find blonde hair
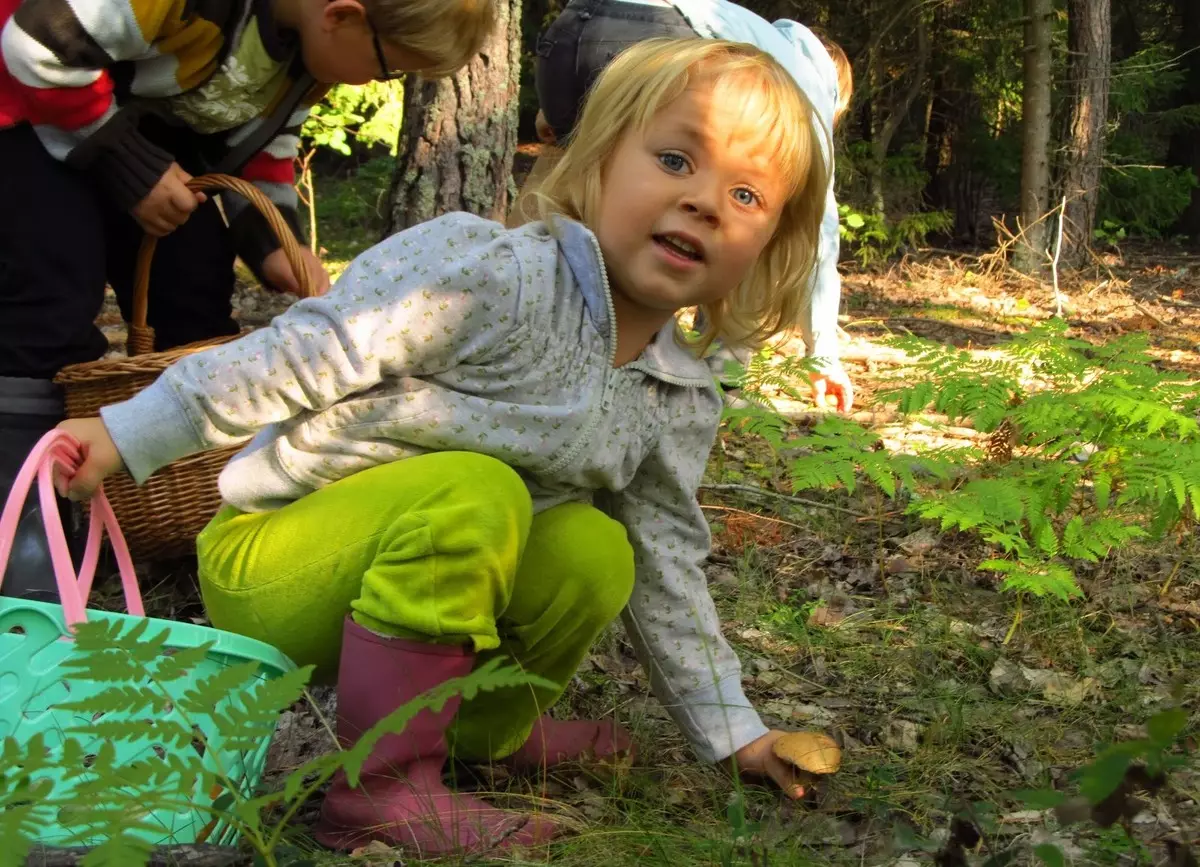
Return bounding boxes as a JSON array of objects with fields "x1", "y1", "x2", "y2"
[
  {"x1": 818, "y1": 35, "x2": 853, "y2": 127},
  {"x1": 369, "y1": 0, "x2": 496, "y2": 78},
  {"x1": 530, "y1": 38, "x2": 830, "y2": 350}
]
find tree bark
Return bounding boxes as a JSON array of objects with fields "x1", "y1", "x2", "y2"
[
  {"x1": 867, "y1": 0, "x2": 928, "y2": 215},
  {"x1": 1060, "y1": 0, "x2": 1111, "y2": 268},
  {"x1": 1014, "y1": 0, "x2": 1054, "y2": 273},
  {"x1": 387, "y1": 0, "x2": 522, "y2": 233},
  {"x1": 1166, "y1": 0, "x2": 1200, "y2": 241}
]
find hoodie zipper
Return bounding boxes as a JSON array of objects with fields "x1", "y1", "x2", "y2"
[{"x1": 545, "y1": 232, "x2": 618, "y2": 477}]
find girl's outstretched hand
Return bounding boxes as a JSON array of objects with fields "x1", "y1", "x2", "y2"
[
  {"x1": 731, "y1": 730, "x2": 809, "y2": 799},
  {"x1": 810, "y1": 367, "x2": 855, "y2": 413},
  {"x1": 54, "y1": 418, "x2": 126, "y2": 502}
]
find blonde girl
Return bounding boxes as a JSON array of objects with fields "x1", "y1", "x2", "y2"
[{"x1": 59, "y1": 37, "x2": 828, "y2": 857}]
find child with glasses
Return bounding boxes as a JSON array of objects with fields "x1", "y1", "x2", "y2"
[{"x1": 0, "y1": 0, "x2": 497, "y2": 597}]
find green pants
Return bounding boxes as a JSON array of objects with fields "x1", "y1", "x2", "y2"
[{"x1": 196, "y1": 451, "x2": 635, "y2": 760}]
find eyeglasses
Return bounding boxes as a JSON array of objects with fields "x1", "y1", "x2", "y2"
[{"x1": 366, "y1": 15, "x2": 404, "y2": 80}]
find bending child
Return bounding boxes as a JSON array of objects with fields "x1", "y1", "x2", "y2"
[
  {"x1": 59, "y1": 37, "x2": 830, "y2": 857},
  {"x1": 525, "y1": 0, "x2": 855, "y2": 412}
]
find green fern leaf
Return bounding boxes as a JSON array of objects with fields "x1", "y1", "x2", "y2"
[
  {"x1": 1093, "y1": 470, "x2": 1112, "y2": 510},
  {"x1": 152, "y1": 644, "x2": 217, "y2": 682},
  {"x1": 64, "y1": 718, "x2": 194, "y2": 750},
  {"x1": 177, "y1": 661, "x2": 263, "y2": 716},
  {"x1": 56, "y1": 685, "x2": 172, "y2": 718},
  {"x1": 342, "y1": 659, "x2": 552, "y2": 785},
  {"x1": 73, "y1": 818, "x2": 156, "y2": 867},
  {"x1": 980, "y1": 559, "x2": 1082, "y2": 601},
  {"x1": 216, "y1": 665, "x2": 314, "y2": 752},
  {"x1": 1030, "y1": 519, "x2": 1059, "y2": 557}
]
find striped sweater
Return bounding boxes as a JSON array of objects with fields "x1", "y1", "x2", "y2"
[{"x1": 0, "y1": 0, "x2": 324, "y2": 267}]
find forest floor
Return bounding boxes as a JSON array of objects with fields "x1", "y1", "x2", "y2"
[{"x1": 87, "y1": 154, "x2": 1200, "y2": 866}]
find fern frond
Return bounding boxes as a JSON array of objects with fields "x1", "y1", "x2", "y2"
[
  {"x1": 1061, "y1": 516, "x2": 1147, "y2": 561},
  {"x1": 722, "y1": 402, "x2": 790, "y2": 450},
  {"x1": 0, "y1": 736, "x2": 56, "y2": 866},
  {"x1": 342, "y1": 658, "x2": 554, "y2": 786},
  {"x1": 177, "y1": 660, "x2": 263, "y2": 716},
  {"x1": 216, "y1": 665, "x2": 313, "y2": 753},
  {"x1": 979, "y1": 559, "x2": 1082, "y2": 601},
  {"x1": 790, "y1": 453, "x2": 859, "y2": 494}
]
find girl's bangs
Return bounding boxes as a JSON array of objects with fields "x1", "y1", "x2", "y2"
[{"x1": 707, "y1": 68, "x2": 816, "y2": 196}]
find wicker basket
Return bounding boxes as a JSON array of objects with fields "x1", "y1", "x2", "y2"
[{"x1": 54, "y1": 175, "x2": 314, "y2": 561}]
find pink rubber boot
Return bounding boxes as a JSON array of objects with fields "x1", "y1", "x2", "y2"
[
  {"x1": 314, "y1": 619, "x2": 557, "y2": 855},
  {"x1": 500, "y1": 715, "x2": 635, "y2": 772}
]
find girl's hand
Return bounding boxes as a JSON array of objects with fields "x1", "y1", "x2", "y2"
[
  {"x1": 53, "y1": 418, "x2": 126, "y2": 502},
  {"x1": 261, "y1": 246, "x2": 331, "y2": 297},
  {"x1": 730, "y1": 730, "x2": 809, "y2": 799},
  {"x1": 810, "y1": 367, "x2": 854, "y2": 413}
]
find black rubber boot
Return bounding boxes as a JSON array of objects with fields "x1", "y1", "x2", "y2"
[{"x1": 0, "y1": 377, "x2": 82, "y2": 601}]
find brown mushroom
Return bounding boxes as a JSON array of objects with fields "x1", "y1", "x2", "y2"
[{"x1": 772, "y1": 731, "x2": 842, "y2": 785}]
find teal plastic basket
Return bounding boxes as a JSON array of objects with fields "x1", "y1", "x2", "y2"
[{"x1": 0, "y1": 430, "x2": 297, "y2": 847}]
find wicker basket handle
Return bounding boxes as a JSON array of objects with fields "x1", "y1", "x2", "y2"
[{"x1": 128, "y1": 173, "x2": 314, "y2": 356}]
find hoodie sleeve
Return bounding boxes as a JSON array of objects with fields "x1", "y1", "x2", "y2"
[
  {"x1": 800, "y1": 185, "x2": 843, "y2": 370},
  {"x1": 101, "y1": 213, "x2": 526, "y2": 483},
  {"x1": 610, "y1": 383, "x2": 768, "y2": 762}
]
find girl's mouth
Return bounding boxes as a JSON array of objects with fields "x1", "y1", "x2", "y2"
[{"x1": 653, "y1": 234, "x2": 704, "y2": 262}]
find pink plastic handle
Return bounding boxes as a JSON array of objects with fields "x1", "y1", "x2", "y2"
[{"x1": 0, "y1": 429, "x2": 144, "y2": 627}]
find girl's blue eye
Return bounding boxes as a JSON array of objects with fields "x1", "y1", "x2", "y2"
[
  {"x1": 733, "y1": 188, "x2": 758, "y2": 206},
  {"x1": 659, "y1": 153, "x2": 687, "y2": 172}
]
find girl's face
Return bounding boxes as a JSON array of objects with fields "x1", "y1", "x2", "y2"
[{"x1": 594, "y1": 80, "x2": 786, "y2": 329}]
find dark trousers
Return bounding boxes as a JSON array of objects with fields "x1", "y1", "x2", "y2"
[
  {"x1": 0, "y1": 123, "x2": 239, "y2": 379},
  {"x1": 535, "y1": 0, "x2": 696, "y2": 141}
]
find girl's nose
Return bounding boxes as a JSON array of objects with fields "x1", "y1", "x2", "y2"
[
  {"x1": 680, "y1": 191, "x2": 721, "y2": 228},
  {"x1": 677, "y1": 169, "x2": 723, "y2": 226}
]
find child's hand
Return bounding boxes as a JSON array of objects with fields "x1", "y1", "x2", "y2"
[
  {"x1": 53, "y1": 418, "x2": 126, "y2": 502},
  {"x1": 534, "y1": 109, "x2": 557, "y2": 144},
  {"x1": 731, "y1": 730, "x2": 810, "y2": 799},
  {"x1": 131, "y1": 163, "x2": 206, "y2": 237},
  {"x1": 261, "y1": 246, "x2": 331, "y2": 297},
  {"x1": 810, "y1": 368, "x2": 854, "y2": 413}
]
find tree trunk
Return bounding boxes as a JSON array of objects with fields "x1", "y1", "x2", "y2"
[
  {"x1": 1014, "y1": 0, "x2": 1054, "y2": 273},
  {"x1": 867, "y1": 0, "x2": 928, "y2": 216},
  {"x1": 1060, "y1": 0, "x2": 1111, "y2": 268},
  {"x1": 387, "y1": 0, "x2": 522, "y2": 233},
  {"x1": 1167, "y1": 0, "x2": 1200, "y2": 241},
  {"x1": 866, "y1": 0, "x2": 886, "y2": 214}
]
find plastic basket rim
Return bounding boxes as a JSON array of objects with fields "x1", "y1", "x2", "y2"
[{"x1": 0, "y1": 596, "x2": 297, "y2": 675}]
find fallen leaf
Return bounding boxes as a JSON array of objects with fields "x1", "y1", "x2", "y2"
[
  {"x1": 808, "y1": 605, "x2": 847, "y2": 627},
  {"x1": 1021, "y1": 668, "x2": 1099, "y2": 705},
  {"x1": 883, "y1": 719, "x2": 923, "y2": 752},
  {"x1": 350, "y1": 839, "x2": 403, "y2": 864},
  {"x1": 790, "y1": 703, "x2": 839, "y2": 726},
  {"x1": 897, "y1": 528, "x2": 939, "y2": 555},
  {"x1": 989, "y1": 658, "x2": 1030, "y2": 694},
  {"x1": 998, "y1": 810, "x2": 1045, "y2": 824}
]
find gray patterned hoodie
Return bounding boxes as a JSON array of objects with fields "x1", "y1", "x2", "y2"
[{"x1": 101, "y1": 212, "x2": 769, "y2": 762}]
